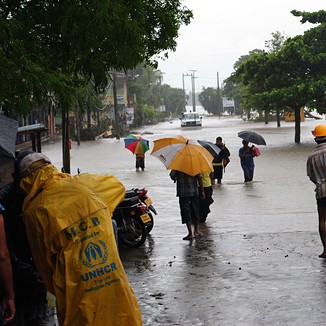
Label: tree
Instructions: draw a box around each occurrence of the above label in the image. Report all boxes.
[198,87,222,115]
[223,49,264,119]
[291,10,326,112]
[128,66,186,118]
[161,85,185,115]
[231,10,326,143]
[222,75,243,116]
[265,31,287,52]
[264,31,288,126]
[1,1,193,171]
[128,65,165,111]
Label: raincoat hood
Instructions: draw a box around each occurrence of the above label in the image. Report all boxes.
[20,163,67,210]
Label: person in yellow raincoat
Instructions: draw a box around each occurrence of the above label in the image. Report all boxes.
[15,151,142,326]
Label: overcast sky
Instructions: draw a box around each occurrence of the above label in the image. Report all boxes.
[157,0,324,93]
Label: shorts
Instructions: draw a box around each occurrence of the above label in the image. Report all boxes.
[317,196,326,208]
[179,196,200,224]
[136,157,145,169]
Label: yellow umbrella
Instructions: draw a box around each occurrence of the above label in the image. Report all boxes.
[151,135,214,176]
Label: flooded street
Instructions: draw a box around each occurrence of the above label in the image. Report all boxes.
[42,116,326,325]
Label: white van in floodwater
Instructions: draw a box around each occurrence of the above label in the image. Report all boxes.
[179,111,202,127]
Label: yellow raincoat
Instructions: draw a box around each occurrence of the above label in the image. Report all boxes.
[20,164,142,325]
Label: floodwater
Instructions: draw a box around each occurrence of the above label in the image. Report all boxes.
[42,116,326,325]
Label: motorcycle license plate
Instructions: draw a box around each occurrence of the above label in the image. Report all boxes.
[144,197,152,206]
[140,213,151,223]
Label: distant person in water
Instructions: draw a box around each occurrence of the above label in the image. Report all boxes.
[239,140,255,182]
[136,153,145,172]
[213,137,230,184]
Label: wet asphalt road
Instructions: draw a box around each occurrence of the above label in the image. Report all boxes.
[43,116,326,325]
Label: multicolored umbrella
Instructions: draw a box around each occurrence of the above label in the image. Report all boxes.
[124,134,150,155]
[151,135,214,176]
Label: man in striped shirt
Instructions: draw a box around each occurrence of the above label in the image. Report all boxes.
[307,124,326,259]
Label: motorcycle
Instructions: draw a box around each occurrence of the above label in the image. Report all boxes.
[112,193,152,248]
[125,187,157,234]
[74,173,154,248]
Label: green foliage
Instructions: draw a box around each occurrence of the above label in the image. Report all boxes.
[128,64,185,116]
[198,87,223,115]
[234,22,326,113]
[223,49,265,113]
[291,10,326,24]
[222,75,242,114]
[133,105,158,126]
[0,1,193,114]
[229,11,326,112]
[142,105,156,122]
[265,31,287,52]
[160,84,185,115]
[229,10,326,142]
[128,65,164,109]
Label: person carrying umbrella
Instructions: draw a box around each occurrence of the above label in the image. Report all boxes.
[151,136,213,240]
[135,153,145,172]
[239,140,255,182]
[170,170,205,240]
[238,131,266,182]
[213,137,230,185]
[124,134,149,172]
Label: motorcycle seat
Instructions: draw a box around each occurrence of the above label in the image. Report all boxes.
[116,196,139,208]
[125,189,137,198]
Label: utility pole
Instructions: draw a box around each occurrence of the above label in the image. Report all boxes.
[182,73,191,112]
[217,71,223,117]
[189,70,197,112]
[157,71,165,111]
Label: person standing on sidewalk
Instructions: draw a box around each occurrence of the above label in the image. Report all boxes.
[307,124,326,259]
[170,170,205,240]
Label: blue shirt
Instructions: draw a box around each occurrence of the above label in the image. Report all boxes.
[239,147,255,168]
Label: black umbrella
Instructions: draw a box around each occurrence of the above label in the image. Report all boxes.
[238,131,266,145]
[197,140,221,157]
[0,115,18,159]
